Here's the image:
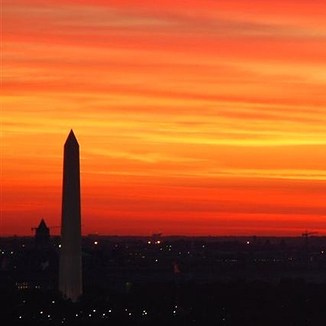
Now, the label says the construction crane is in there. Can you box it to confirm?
[302,231,318,247]
[31,225,60,234]
[302,231,318,238]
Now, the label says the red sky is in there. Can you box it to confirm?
[2,0,326,236]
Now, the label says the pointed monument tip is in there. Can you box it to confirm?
[65,129,79,145]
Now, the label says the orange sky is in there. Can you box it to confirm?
[2,0,326,236]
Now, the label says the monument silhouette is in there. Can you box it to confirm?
[59,130,82,302]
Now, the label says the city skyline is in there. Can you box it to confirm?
[2,0,326,236]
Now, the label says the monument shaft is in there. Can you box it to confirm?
[59,130,82,302]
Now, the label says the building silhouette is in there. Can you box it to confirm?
[59,130,82,302]
[34,219,50,248]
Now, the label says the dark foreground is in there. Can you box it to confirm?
[2,279,326,325]
[2,235,326,325]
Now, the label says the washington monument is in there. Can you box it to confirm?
[59,130,82,302]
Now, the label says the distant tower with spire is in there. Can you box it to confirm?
[59,130,82,302]
[34,219,50,248]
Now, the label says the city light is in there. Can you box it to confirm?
[4,227,326,324]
